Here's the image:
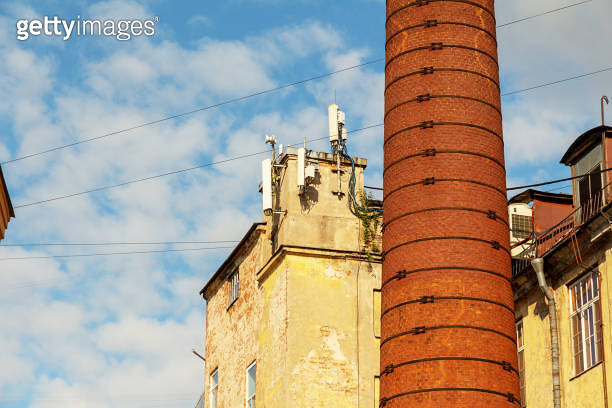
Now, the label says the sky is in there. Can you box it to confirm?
[0,0,610,407]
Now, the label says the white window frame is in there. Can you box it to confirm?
[569,271,602,376]
[516,320,525,407]
[229,269,239,307]
[210,369,218,408]
[246,361,256,408]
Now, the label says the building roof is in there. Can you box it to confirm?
[560,125,612,165]
[508,189,573,205]
[199,222,265,299]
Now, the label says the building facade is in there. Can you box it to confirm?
[512,125,612,408]
[0,165,13,240]
[200,147,382,408]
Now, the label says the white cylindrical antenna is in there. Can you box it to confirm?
[328,104,339,143]
[342,128,348,141]
[337,110,346,126]
[297,147,306,194]
[262,159,273,215]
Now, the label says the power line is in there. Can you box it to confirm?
[1,59,384,166]
[507,167,612,191]
[368,168,612,194]
[13,125,382,209]
[544,184,572,193]
[14,60,612,210]
[0,2,594,166]
[502,66,612,97]
[496,0,593,28]
[0,240,240,247]
[0,246,235,261]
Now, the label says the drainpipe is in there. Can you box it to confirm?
[532,258,561,408]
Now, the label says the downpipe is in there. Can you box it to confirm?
[532,258,561,408]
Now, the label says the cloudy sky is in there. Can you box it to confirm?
[0,0,610,406]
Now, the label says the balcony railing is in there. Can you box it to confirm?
[512,188,608,278]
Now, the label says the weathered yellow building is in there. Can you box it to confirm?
[200,146,382,407]
[512,125,612,408]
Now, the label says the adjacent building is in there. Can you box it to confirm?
[512,125,612,407]
[0,165,14,240]
[200,146,382,407]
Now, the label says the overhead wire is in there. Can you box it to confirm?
[496,0,593,28]
[0,246,235,261]
[507,167,612,191]
[13,125,382,209]
[0,1,594,166]
[12,61,612,210]
[13,58,612,210]
[0,240,240,247]
[369,168,612,193]
[1,59,384,166]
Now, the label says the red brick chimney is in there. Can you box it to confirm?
[381,1,520,406]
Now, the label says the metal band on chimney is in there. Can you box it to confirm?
[382,0,519,405]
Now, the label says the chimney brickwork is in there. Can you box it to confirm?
[381,0,521,406]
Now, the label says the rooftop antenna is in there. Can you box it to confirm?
[329,104,347,196]
[264,134,277,162]
[602,96,609,126]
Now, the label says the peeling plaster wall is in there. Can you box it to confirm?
[204,231,265,408]
[279,252,381,408]
[515,248,612,408]
[203,151,381,407]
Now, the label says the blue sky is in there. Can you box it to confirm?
[0,0,610,406]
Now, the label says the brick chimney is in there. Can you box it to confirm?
[381,1,520,406]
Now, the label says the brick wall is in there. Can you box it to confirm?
[381,1,520,406]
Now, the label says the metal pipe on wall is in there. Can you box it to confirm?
[532,258,561,408]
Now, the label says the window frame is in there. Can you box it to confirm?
[569,271,602,376]
[228,269,239,308]
[511,214,533,240]
[246,361,256,408]
[210,368,219,408]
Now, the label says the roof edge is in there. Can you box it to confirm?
[560,125,612,165]
[199,222,266,298]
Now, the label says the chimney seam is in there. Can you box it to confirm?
[381,295,515,317]
[386,0,497,26]
[384,122,503,146]
[379,388,520,407]
[381,357,519,376]
[385,94,502,119]
[386,43,499,69]
[380,325,516,347]
[381,266,512,287]
[385,67,500,92]
[383,150,506,174]
[384,178,507,200]
[386,21,497,46]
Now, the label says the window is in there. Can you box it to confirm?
[512,214,533,239]
[516,320,526,407]
[579,165,603,207]
[210,369,218,408]
[569,272,602,375]
[246,362,256,408]
[229,270,239,307]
